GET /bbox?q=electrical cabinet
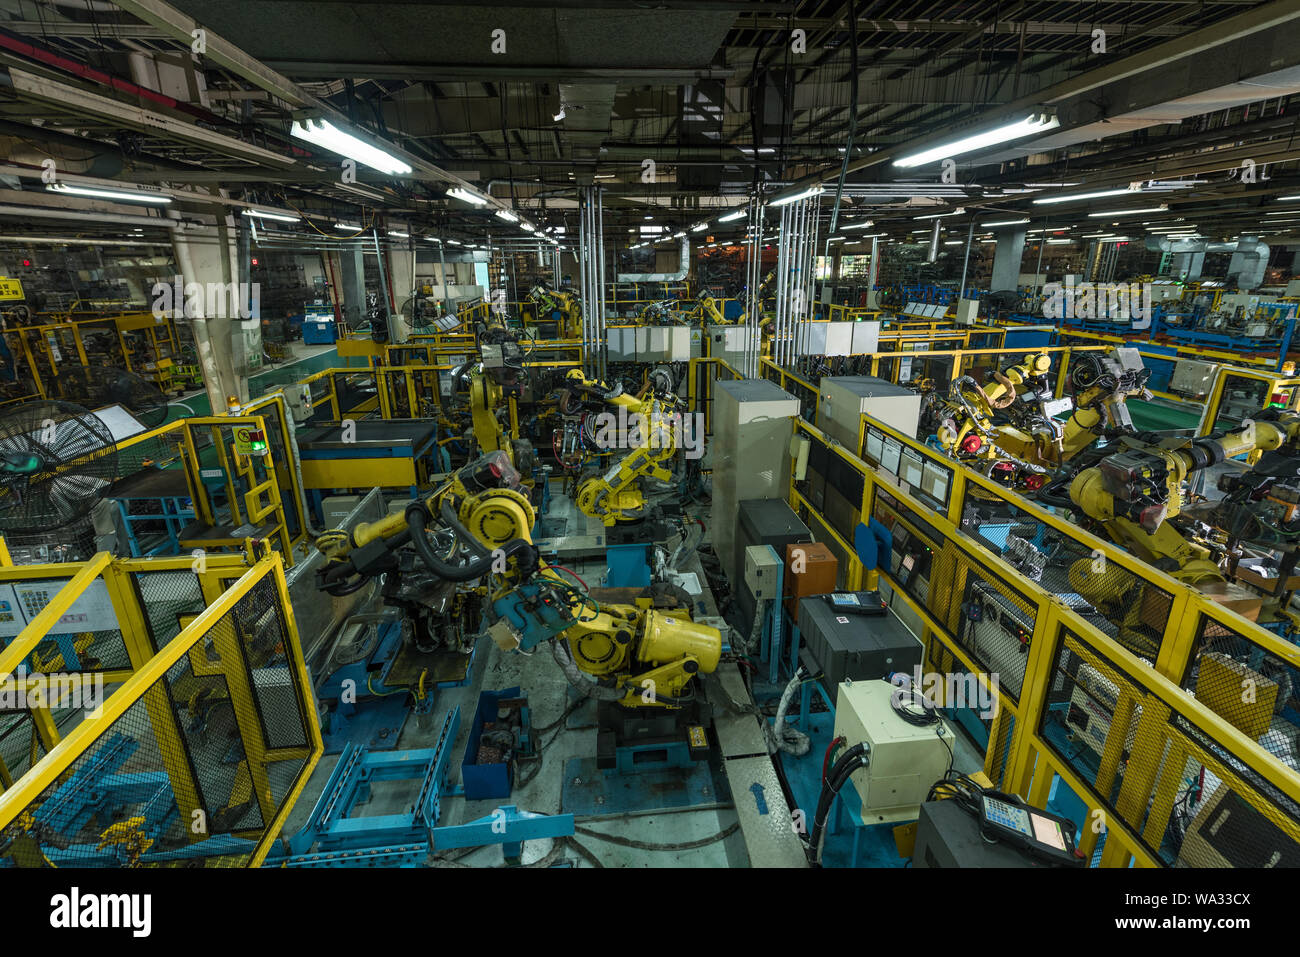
[711,379,800,589]
[816,376,922,450]
[833,679,954,821]
[743,545,783,600]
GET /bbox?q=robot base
[595,696,712,774]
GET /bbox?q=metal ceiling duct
[616,236,690,282]
[1144,235,1269,289]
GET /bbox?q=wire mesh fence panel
[1181,613,1300,781]
[956,488,1172,661]
[0,712,42,788]
[0,692,259,867]
[229,577,309,752]
[383,370,411,418]
[332,371,377,418]
[0,561,318,867]
[1039,630,1148,850]
[1164,712,1300,867]
[871,487,944,627]
[133,570,207,654]
[949,562,1038,703]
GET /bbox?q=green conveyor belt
[1125,398,1202,432]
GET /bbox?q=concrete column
[338,245,365,329]
[990,227,1027,292]
[387,240,414,342]
[171,216,251,407]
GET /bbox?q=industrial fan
[53,365,171,428]
[0,400,119,534]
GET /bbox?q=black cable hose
[805,743,868,865]
[1036,478,1076,510]
[407,504,536,581]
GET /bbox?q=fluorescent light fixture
[718,210,748,222]
[691,223,709,233]
[448,187,489,207]
[426,237,442,243]
[594,174,616,180]
[981,218,1030,227]
[673,231,687,238]
[1045,239,1071,244]
[769,186,824,207]
[1033,188,1136,205]
[445,239,463,246]
[828,236,846,242]
[913,209,965,220]
[495,209,519,223]
[46,183,171,205]
[1087,206,1166,217]
[241,207,299,223]
[553,108,566,122]
[290,118,412,175]
[738,147,776,155]
[843,220,876,231]
[943,240,964,245]
[640,225,664,234]
[893,112,1060,168]
[387,230,410,238]
[333,222,361,231]
[1265,210,1300,216]
[520,222,535,232]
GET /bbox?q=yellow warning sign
[0,278,24,301]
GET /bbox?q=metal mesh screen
[1040,631,1147,848]
[957,488,1171,661]
[1181,614,1300,778]
[951,564,1037,703]
[1166,712,1300,867]
[332,371,377,418]
[133,570,207,653]
[0,712,43,789]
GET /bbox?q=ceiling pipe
[616,236,690,282]
[0,204,179,229]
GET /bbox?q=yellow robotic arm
[937,348,1151,473]
[561,369,682,526]
[1065,411,1300,585]
[315,451,720,710]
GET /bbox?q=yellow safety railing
[0,553,321,867]
[109,413,300,563]
[0,550,254,793]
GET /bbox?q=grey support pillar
[990,227,1027,292]
[339,245,366,329]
